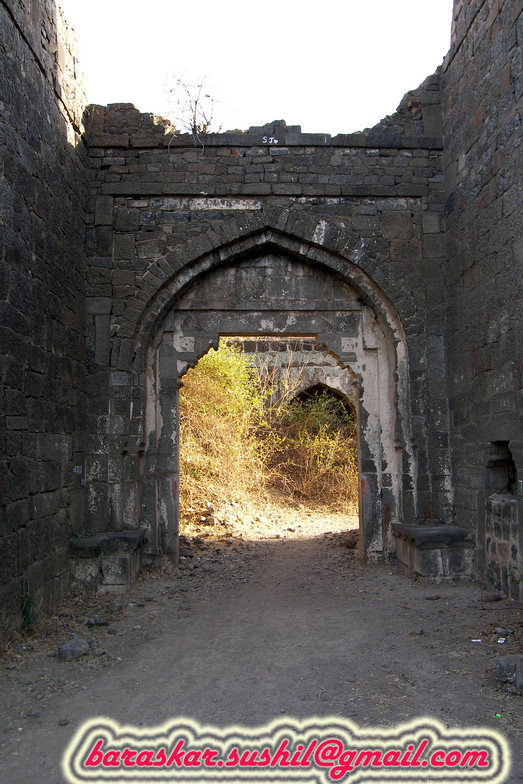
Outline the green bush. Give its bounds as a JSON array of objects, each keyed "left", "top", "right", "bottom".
[{"left": 179, "top": 342, "right": 264, "bottom": 510}]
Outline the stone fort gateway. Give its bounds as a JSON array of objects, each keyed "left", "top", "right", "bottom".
[{"left": 1, "top": 0, "right": 523, "bottom": 642}]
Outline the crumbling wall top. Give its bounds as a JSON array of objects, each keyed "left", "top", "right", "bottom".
[{"left": 84, "top": 73, "right": 443, "bottom": 151}]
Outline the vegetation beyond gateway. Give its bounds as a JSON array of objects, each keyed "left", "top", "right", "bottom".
[{"left": 179, "top": 342, "right": 358, "bottom": 535}]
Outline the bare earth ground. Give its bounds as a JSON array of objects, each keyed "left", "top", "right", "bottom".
[{"left": 0, "top": 509, "right": 522, "bottom": 783}]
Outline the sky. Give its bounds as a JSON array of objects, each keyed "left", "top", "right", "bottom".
[{"left": 56, "top": 0, "right": 455, "bottom": 136}]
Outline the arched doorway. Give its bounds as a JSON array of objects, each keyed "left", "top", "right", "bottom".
[
  {"left": 177, "top": 339, "right": 360, "bottom": 539},
  {"left": 135, "top": 232, "right": 415, "bottom": 565}
]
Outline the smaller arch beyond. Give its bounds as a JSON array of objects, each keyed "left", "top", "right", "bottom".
[{"left": 292, "top": 383, "right": 356, "bottom": 415}]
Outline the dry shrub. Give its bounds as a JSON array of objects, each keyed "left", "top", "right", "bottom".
[
  {"left": 262, "top": 392, "right": 358, "bottom": 514},
  {"left": 179, "top": 343, "right": 266, "bottom": 518}
]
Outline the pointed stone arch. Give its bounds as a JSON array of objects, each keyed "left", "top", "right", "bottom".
[
  {"left": 291, "top": 383, "right": 356, "bottom": 413},
  {"left": 123, "top": 226, "right": 418, "bottom": 565},
  {"left": 115, "top": 217, "right": 417, "bottom": 352}
]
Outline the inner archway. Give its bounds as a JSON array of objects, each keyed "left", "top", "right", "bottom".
[
  {"left": 177, "top": 338, "right": 359, "bottom": 544},
  {"left": 138, "top": 237, "right": 416, "bottom": 566}
]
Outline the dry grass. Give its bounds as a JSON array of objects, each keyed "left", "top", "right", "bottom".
[{"left": 261, "top": 393, "right": 358, "bottom": 514}]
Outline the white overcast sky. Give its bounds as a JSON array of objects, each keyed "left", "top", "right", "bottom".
[{"left": 56, "top": 0, "right": 454, "bottom": 136}]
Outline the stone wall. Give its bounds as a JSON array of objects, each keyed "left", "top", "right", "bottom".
[
  {"left": 441, "top": 0, "right": 523, "bottom": 590},
  {"left": 0, "top": 0, "right": 88, "bottom": 642},
  {"left": 485, "top": 495, "right": 522, "bottom": 599}
]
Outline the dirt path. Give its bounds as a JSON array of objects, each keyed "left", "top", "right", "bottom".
[{"left": 1, "top": 521, "right": 522, "bottom": 782}]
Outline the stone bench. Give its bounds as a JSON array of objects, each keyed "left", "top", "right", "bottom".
[
  {"left": 70, "top": 529, "right": 148, "bottom": 593},
  {"left": 391, "top": 522, "right": 475, "bottom": 579}
]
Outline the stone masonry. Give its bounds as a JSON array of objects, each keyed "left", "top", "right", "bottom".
[
  {"left": 79, "top": 56, "right": 463, "bottom": 579},
  {"left": 0, "top": 0, "right": 88, "bottom": 642},
  {"left": 1, "top": 0, "right": 522, "bottom": 642},
  {"left": 441, "top": 0, "right": 523, "bottom": 594}
]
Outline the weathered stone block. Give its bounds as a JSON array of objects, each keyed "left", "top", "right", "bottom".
[
  {"left": 381, "top": 211, "right": 414, "bottom": 239},
  {"left": 100, "top": 553, "right": 134, "bottom": 586},
  {"left": 86, "top": 297, "right": 111, "bottom": 315},
  {"left": 95, "top": 196, "right": 114, "bottom": 226},
  {"left": 390, "top": 239, "right": 422, "bottom": 262},
  {"left": 115, "top": 209, "right": 140, "bottom": 232},
  {"left": 114, "top": 234, "right": 135, "bottom": 260},
  {"left": 95, "top": 225, "right": 113, "bottom": 256},
  {"left": 58, "top": 635, "right": 90, "bottom": 661},
  {"left": 136, "top": 238, "right": 166, "bottom": 259},
  {"left": 422, "top": 211, "right": 441, "bottom": 233},
  {"left": 392, "top": 523, "right": 475, "bottom": 579},
  {"left": 496, "top": 655, "right": 523, "bottom": 695},
  {"left": 89, "top": 133, "right": 130, "bottom": 148}
]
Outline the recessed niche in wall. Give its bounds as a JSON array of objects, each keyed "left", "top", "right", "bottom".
[{"left": 486, "top": 441, "right": 517, "bottom": 495}]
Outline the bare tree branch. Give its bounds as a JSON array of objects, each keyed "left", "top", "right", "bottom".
[{"left": 167, "top": 77, "right": 221, "bottom": 146}]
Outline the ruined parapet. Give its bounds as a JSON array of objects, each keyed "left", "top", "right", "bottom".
[
  {"left": 368, "top": 73, "right": 443, "bottom": 142},
  {"left": 84, "top": 90, "right": 443, "bottom": 160},
  {"left": 85, "top": 102, "right": 175, "bottom": 149}
]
